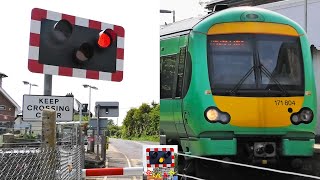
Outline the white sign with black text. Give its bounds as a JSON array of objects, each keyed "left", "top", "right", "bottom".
[{"left": 23, "top": 95, "right": 74, "bottom": 121}]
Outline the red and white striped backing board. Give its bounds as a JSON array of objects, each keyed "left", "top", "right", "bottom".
[
  {"left": 28, "top": 8, "right": 125, "bottom": 81},
  {"left": 146, "top": 148, "right": 175, "bottom": 168}
]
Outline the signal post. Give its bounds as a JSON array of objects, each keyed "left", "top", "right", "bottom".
[{"left": 26, "top": 7, "right": 125, "bottom": 175}]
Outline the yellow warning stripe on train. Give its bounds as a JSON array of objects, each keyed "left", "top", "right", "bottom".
[
  {"left": 213, "top": 96, "right": 304, "bottom": 127},
  {"left": 208, "top": 22, "right": 299, "bottom": 36}
]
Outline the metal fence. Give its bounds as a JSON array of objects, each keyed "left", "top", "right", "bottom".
[
  {"left": 56, "top": 122, "right": 83, "bottom": 180},
  {"left": 0, "top": 121, "right": 84, "bottom": 180},
  {"left": 0, "top": 146, "right": 58, "bottom": 180}
]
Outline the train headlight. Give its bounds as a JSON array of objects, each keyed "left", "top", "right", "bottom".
[
  {"left": 290, "top": 107, "right": 313, "bottom": 125},
  {"left": 299, "top": 109, "right": 313, "bottom": 123},
  {"left": 205, "top": 108, "right": 218, "bottom": 122},
  {"left": 204, "top": 107, "right": 231, "bottom": 124},
  {"left": 291, "top": 114, "right": 299, "bottom": 124},
  {"left": 219, "top": 113, "right": 230, "bottom": 124}
]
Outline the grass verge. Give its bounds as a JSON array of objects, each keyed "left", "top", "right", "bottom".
[{"left": 123, "top": 135, "right": 159, "bottom": 142}]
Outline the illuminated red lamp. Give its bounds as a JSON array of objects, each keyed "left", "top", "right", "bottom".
[
  {"left": 97, "top": 29, "right": 116, "bottom": 48},
  {"left": 98, "top": 33, "right": 111, "bottom": 48}
]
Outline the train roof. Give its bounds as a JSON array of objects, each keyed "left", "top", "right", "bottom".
[
  {"left": 160, "top": 16, "right": 204, "bottom": 37},
  {"left": 160, "top": 4, "right": 230, "bottom": 37},
  {"left": 160, "top": 6, "right": 304, "bottom": 39}
]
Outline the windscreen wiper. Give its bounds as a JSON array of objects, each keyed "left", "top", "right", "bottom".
[
  {"left": 259, "top": 64, "right": 289, "bottom": 96},
  {"left": 229, "top": 66, "right": 254, "bottom": 95}
]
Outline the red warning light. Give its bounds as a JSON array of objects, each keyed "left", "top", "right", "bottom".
[
  {"left": 97, "top": 29, "right": 117, "bottom": 48},
  {"left": 98, "top": 32, "right": 111, "bottom": 48}
]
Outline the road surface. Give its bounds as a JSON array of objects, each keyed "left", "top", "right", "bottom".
[
  {"left": 107, "top": 138, "right": 158, "bottom": 168},
  {"left": 89, "top": 138, "right": 158, "bottom": 180}
]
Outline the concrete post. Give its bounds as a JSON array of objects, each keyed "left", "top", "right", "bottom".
[
  {"left": 44, "top": 75, "right": 52, "bottom": 96},
  {"left": 89, "top": 130, "right": 95, "bottom": 152},
  {"left": 96, "top": 105, "right": 100, "bottom": 160},
  {"left": 101, "top": 133, "right": 106, "bottom": 162},
  {"left": 41, "top": 109, "right": 56, "bottom": 179},
  {"left": 42, "top": 109, "right": 56, "bottom": 147}
]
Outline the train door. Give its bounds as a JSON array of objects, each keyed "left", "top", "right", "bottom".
[
  {"left": 160, "top": 37, "right": 181, "bottom": 141},
  {"left": 172, "top": 36, "right": 189, "bottom": 137}
]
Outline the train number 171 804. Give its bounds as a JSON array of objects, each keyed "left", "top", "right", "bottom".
[{"left": 274, "top": 100, "right": 296, "bottom": 106}]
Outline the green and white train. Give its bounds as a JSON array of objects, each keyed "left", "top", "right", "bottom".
[{"left": 160, "top": 6, "right": 317, "bottom": 177}]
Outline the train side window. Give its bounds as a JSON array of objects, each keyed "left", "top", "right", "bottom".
[
  {"left": 160, "top": 55, "right": 177, "bottom": 99},
  {"left": 175, "top": 47, "right": 187, "bottom": 98}
]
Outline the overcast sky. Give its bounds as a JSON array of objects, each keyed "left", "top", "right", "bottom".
[
  {"left": 160, "top": 0, "right": 207, "bottom": 25},
  {"left": 0, "top": 0, "right": 210, "bottom": 126},
  {"left": 0, "top": 0, "right": 159, "bottom": 125}
]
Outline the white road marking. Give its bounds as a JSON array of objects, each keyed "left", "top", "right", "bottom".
[
  {"left": 109, "top": 144, "right": 132, "bottom": 167},
  {"left": 105, "top": 143, "right": 136, "bottom": 180}
]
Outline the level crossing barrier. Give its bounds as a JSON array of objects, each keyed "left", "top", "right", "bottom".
[{"left": 82, "top": 167, "right": 143, "bottom": 178}]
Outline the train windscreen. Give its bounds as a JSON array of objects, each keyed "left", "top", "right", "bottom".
[{"left": 207, "top": 34, "right": 304, "bottom": 96}]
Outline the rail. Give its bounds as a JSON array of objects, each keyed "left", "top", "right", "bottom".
[{"left": 175, "top": 152, "right": 320, "bottom": 180}]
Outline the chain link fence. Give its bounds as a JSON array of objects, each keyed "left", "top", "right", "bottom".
[
  {"left": 0, "top": 146, "right": 58, "bottom": 179},
  {"left": 0, "top": 121, "right": 84, "bottom": 180},
  {"left": 56, "top": 122, "right": 84, "bottom": 180}
]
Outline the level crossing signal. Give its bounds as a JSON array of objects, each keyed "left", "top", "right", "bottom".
[
  {"left": 146, "top": 147, "right": 175, "bottom": 168},
  {"left": 28, "top": 8, "right": 125, "bottom": 81},
  {"left": 150, "top": 151, "right": 172, "bottom": 165}
]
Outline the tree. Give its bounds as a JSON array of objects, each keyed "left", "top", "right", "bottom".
[
  {"left": 149, "top": 104, "right": 160, "bottom": 135},
  {"left": 121, "top": 102, "right": 159, "bottom": 139},
  {"left": 122, "top": 108, "right": 137, "bottom": 138},
  {"left": 108, "top": 125, "right": 121, "bottom": 137}
]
